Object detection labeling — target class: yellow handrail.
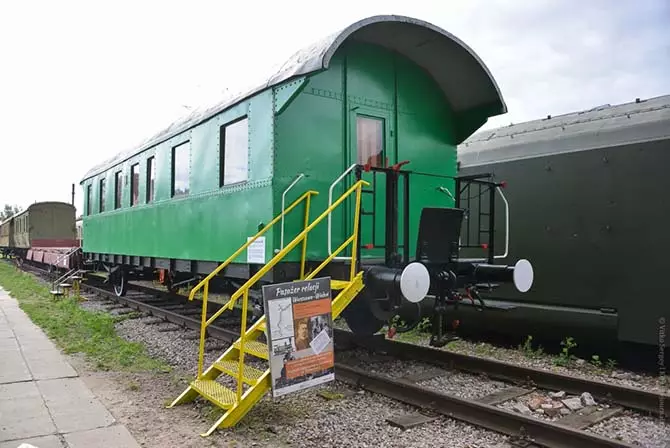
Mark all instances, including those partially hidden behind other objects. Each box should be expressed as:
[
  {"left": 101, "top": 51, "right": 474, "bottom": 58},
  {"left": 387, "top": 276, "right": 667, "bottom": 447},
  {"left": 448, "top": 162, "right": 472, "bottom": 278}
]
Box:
[
  {"left": 219, "top": 179, "right": 367, "bottom": 400},
  {"left": 189, "top": 190, "right": 318, "bottom": 303},
  {"left": 304, "top": 175, "right": 363, "bottom": 281},
  {"left": 195, "top": 179, "right": 368, "bottom": 404},
  {"left": 194, "top": 190, "right": 317, "bottom": 377},
  {"left": 204, "top": 179, "right": 368, "bottom": 329},
  {"left": 237, "top": 289, "right": 249, "bottom": 401}
]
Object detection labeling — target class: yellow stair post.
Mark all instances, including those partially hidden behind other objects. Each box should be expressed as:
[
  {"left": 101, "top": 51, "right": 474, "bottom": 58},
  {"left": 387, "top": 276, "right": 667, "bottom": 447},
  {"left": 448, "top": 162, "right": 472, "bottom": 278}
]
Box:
[{"left": 168, "top": 180, "right": 368, "bottom": 436}]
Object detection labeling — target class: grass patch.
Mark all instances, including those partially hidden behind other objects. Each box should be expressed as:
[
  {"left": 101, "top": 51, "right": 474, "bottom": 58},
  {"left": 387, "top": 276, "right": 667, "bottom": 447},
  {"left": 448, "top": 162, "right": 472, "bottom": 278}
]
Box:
[
  {"left": 393, "top": 330, "right": 428, "bottom": 344},
  {"left": 0, "top": 262, "right": 170, "bottom": 373}
]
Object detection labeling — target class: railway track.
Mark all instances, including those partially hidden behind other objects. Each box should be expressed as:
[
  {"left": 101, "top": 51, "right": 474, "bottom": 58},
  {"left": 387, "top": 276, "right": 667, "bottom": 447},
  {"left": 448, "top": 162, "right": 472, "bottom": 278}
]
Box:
[
  {"left": 16, "top": 263, "right": 668, "bottom": 448},
  {"left": 335, "top": 364, "right": 628, "bottom": 448},
  {"left": 334, "top": 331, "right": 666, "bottom": 418}
]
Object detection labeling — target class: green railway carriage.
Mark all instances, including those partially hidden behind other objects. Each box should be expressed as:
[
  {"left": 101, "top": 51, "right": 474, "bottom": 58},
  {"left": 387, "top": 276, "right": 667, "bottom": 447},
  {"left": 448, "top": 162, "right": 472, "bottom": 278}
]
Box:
[
  {"left": 80, "top": 15, "right": 532, "bottom": 338},
  {"left": 80, "top": 16, "right": 536, "bottom": 431},
  {"left": 81, "top": 15, "right": 504, "bottom": 271}
]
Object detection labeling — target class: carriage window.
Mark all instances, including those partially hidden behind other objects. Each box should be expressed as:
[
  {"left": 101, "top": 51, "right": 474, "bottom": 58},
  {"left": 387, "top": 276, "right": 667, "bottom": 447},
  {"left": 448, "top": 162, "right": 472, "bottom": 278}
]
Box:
[
  {"left": 356, "top": 116, "right": 384, "bottom": 167},
  {"left": 146, "top": 156, "right": 155, "bottom": 203},
  {"left": 114, "top": 171, "right": 122, "bottom": 209},
  {"left": 99, "top": 178, "right": 106, "bottom": 212},
  {"left": 130, "top": 163, "right": 140, "bottom": 206},
  {"left": 172, "top": 141, "right": 190, "bottom": 197},
  {"left": 220, "top": 117, "right": 248, "bottom": 186},
  {"left": 86, "top": 185, "right": 92, "bottom": 215}
]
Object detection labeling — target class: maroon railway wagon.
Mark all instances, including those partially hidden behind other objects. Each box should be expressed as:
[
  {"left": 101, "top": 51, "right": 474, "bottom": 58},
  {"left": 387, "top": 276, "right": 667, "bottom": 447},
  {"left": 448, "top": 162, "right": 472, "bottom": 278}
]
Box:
[{"left": 0, "top": 201, "right": 80, "bottom": 270}]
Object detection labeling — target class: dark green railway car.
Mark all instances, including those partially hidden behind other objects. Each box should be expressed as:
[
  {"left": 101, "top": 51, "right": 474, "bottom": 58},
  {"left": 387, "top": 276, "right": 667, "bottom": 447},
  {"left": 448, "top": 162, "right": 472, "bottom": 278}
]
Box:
[
  {"left": 81, "top": 15, "right": 532, "bottom": 335},
  {"left": 457, "top": 95, "right": 670, "bottom": 350}
]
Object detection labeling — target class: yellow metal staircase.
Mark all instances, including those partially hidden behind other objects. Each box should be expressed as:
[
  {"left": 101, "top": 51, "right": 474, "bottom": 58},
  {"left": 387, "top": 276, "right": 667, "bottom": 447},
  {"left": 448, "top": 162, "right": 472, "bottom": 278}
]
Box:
[{"left": 168, "top": 180, "right": 368, "bottom": 436}]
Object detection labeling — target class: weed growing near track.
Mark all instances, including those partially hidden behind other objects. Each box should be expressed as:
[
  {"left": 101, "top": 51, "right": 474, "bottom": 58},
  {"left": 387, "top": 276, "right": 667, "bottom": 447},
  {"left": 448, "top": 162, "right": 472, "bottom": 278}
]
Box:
[
  {"left": 0, "top": 261, "right": 170, "bottom": 373},
  {"left": 520, "top": 335, "right": 545, "bottom": 359}
]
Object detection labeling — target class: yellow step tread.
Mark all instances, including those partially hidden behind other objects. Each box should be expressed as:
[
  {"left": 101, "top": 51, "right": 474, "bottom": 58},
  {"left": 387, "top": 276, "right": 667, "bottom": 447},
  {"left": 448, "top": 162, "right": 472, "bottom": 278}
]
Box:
[
  {"left": 190, "top": 379, "right": 236, "bottom": 409},
  {"left": 330, "top": 279, "right": 351, "bottom": 290},
  {"left": 233, "top": 340, "right": 268, "bottom": 360},
  {"left": 214, "top": 360, "right": 266, "bottom": 384}
]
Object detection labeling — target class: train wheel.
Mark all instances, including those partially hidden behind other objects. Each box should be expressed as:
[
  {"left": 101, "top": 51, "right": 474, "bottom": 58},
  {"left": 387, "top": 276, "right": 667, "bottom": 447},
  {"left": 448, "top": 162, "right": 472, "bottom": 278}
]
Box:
[
  {"left": 340, "top": 293, "right": 385, "bottom": 336},
  {"left": 112, "top": 270, "right": 127, "bottom": 297}
]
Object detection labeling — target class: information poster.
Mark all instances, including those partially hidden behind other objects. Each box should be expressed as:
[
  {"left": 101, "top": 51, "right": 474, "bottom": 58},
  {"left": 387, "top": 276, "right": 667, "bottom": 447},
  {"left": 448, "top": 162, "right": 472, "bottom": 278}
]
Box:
[
  {"left": 263, "top": 277, "right": 334, "bottom": 398},
  {"left": 246, "top": 236, "right": 265, "bottom": 264}
]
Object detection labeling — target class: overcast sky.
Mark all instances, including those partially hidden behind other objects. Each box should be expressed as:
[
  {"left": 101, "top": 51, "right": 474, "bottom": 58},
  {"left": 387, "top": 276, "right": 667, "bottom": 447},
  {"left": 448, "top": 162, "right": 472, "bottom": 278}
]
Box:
[{"left": 0, "top": 0, "right": 668, "bottom": 214}]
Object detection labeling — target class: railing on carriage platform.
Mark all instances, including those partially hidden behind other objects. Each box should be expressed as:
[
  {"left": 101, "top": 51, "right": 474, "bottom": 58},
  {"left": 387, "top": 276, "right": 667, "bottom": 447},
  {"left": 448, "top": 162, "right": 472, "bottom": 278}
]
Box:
[
  {"left": 186, "top": 179, "right": 367, "bottom": 404},
  {"left": 350, "top": 163, "right": 510, "bottom": 265},
  {"left": 454, "top": 173, "right": 510, "bottom": 263},
  {"left": 52, "top": 246, "right": 81, "bottom": 270},
  {"left": 49, "top": 247, "right": 84, "bottom": 297}
]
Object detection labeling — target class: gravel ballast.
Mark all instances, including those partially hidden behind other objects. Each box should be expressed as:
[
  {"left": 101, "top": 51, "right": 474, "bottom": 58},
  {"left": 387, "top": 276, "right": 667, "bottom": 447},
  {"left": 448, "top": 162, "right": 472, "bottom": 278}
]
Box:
[
  {"left": 79, "top": 291, "right": 667, "bottom": 447},
  {"left": 253, "top": 383, "right": 510, "bottom": 448},
  {"left": 587, "top": 413, "right": 670, "bottom": 448},
  {"left": 77, "top": 293, "right": 509, "bottom": 447}
]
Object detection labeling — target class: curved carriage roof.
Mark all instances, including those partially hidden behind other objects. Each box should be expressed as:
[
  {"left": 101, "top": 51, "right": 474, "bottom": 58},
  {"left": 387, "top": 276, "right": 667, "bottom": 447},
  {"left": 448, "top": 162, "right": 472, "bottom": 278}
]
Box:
[
  {"left": 458, "top": 95, "right": 670, "bottom": 167},
  {"left": 6, "top": 202, "right": 75, "bottom": 221},
  {"left": 82, "top": 14, "right": 506, "bottom": 181}
]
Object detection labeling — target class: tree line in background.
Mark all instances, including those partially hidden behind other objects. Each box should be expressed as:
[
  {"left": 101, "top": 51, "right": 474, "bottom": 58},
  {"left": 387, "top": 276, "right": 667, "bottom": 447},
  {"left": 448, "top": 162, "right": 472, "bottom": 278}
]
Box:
[{"left": 1, "top": 204, "right": 22, "bottom": 221}]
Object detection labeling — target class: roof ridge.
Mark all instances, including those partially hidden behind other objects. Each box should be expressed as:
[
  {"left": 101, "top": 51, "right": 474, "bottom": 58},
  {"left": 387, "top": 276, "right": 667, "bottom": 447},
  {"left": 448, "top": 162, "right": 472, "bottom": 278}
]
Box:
[{"left": 464, "top": 94, "right": 670, "bottom": 145}]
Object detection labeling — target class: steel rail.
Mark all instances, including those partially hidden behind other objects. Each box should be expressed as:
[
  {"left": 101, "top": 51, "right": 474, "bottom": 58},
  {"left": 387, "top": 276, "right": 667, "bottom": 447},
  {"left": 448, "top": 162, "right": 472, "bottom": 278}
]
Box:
[
  {"left": 16, "top": 262, "right": 233, "bottom": 342},
  {"left": 24, "top": 266, "right": 240, "bottom": 343},
  {"left": 80, "top": 282, "right": 239, "bottom": 342},
  {"left": 333, "top": 329, "right": 669, "bottom": 419},
  {"left": 334, "top": 363, "right": 635, "bottom": 448}
]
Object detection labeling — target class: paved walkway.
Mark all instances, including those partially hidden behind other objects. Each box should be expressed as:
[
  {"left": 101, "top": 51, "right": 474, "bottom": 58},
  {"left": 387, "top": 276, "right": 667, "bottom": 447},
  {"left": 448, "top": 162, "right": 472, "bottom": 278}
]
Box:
[{"left": 0, "top": 287, "right": 140, "bottom": 448}]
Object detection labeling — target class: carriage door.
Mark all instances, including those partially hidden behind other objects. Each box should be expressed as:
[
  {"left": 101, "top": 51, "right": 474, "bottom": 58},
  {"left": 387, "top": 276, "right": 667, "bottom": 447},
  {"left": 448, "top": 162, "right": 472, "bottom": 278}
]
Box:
[{"left": 349, "top": 108, "right": 394, "bottom": 261}]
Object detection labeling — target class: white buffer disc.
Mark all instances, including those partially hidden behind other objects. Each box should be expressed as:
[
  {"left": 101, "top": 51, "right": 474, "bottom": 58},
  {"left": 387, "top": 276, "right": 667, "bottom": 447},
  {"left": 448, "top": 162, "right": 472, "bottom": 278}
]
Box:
[
  {"left": 400, "top": 262, "right": 431, "bottom": 303},
  {"left": 513, "top": 259, "right": 534, "bottom": 293}
]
